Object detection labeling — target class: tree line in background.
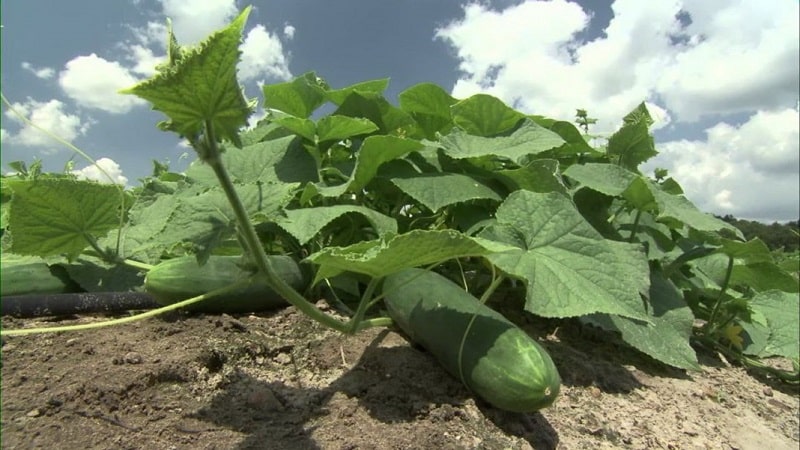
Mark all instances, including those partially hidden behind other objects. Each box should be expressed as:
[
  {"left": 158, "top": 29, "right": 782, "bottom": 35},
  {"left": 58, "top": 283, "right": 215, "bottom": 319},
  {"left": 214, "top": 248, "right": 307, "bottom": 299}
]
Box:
[{"left": 718, "top": 215, "right": 800, "bottom": 252}]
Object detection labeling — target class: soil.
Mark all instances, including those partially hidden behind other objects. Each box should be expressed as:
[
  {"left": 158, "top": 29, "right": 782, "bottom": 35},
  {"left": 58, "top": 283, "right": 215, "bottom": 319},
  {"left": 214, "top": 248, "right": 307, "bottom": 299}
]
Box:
[{"left": 1, "top": 300, "right": 798, "bottom": 450}]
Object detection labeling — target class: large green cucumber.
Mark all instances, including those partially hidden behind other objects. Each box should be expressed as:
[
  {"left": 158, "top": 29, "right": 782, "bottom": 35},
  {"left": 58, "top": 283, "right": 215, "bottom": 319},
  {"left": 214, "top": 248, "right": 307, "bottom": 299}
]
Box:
[
  {"left": 383, "top": 268, "right": 561, "bottom": 412},
  {"left": 144, "top": 255, "right": 308, "bottom": 313},
  {"left": 1, "top": 254, "right": 81, "bottom": 296}
]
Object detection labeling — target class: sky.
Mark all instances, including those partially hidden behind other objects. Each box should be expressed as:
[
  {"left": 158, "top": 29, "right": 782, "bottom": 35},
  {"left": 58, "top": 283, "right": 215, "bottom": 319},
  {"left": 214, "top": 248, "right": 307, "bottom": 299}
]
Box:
[{"left": 1, "top": 0, "right": 798, "bottom": 223}]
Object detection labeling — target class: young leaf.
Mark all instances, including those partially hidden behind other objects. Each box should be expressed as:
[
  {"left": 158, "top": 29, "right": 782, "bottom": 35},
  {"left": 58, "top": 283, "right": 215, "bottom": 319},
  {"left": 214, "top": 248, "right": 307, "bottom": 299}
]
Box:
[
  {"left": 480, "top": 190, "right": 651, "bottom": 321},
  {"left": 606, "top": 119, "right": 657, "bottom": 171},
  {"left": 7, "top": 179, "right": 123, "bottom": 259},
  {"left": 119, "top": 6, "right": 255, "bottom": 147}
]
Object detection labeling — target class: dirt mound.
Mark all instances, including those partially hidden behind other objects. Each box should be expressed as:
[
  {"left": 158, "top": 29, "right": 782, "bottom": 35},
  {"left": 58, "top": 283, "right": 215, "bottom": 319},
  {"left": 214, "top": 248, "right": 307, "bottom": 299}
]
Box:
[{"left": 2, "top": 303, "right": 798, "bottom": 449}]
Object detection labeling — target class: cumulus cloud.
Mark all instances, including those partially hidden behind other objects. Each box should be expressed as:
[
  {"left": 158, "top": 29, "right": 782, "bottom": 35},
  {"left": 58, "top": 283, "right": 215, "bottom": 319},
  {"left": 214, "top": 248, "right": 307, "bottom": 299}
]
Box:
[
  {"left": 436, "top": 0, "right": 798, "bottom": 127},
  {"left": 238, "top": 25, "right": 292, "bottom": 82},
  {"left": 21, "top": 62, "right": 55, "bottom": 79},
  {"left": 283, "top": 23, "right": 296, "bottom": 40},
  {"left": 71, "top": 157, "right": 128, "bottom": 186},
  {"left": 2, "top": 98, "right": 90, "bottom": 151},
  {"left": 58, "top": 54, "right": 146, "bottom": 114},
  {"left": 644, "top": 108, "right": 799, "bottom": 222},
  {"left": 158, "top": 0, "right": 239, "bottom": 44}
]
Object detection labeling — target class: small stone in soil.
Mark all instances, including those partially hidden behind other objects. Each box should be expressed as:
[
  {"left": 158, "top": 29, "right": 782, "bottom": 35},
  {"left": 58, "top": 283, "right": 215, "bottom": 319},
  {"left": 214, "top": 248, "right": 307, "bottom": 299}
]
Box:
[{"left": 124, "top": 352, "right": 144, "bottom": 364}]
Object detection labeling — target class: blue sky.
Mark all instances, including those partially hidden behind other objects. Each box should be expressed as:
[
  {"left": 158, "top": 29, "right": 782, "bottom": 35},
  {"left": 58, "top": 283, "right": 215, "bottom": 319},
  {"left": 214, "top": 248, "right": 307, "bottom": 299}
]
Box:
[{"left": 1, "top": 0, "right": 798, "bottom": 222}]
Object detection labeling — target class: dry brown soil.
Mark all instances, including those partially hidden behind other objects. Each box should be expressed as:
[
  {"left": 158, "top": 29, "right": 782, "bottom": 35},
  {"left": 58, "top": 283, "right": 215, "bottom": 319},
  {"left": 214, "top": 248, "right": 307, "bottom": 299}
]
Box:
[{"left": 1, "top": 300, "right": 798, "bottom": 450}]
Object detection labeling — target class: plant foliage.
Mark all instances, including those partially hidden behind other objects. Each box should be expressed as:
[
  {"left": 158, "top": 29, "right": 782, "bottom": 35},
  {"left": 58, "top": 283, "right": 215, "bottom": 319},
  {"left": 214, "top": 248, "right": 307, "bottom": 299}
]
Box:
[{"left": 1, "top": 6, "right": 797, "bottom": 383}]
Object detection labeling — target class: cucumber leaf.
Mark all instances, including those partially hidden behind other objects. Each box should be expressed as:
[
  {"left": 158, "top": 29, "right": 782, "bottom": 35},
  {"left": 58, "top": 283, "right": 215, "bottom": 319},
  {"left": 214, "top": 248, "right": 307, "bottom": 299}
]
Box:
[
  {"left": 480, "top": 190, "right": 651, "bottom": 321},
  {"left": 7, "top": 179, "right": 123, "bottom": 259},
  {"left": 119, "top": 7, "right": 255, "bottom": 147},
  {"left": 584, "top": 272, "right": 701, "bottom": 371}
]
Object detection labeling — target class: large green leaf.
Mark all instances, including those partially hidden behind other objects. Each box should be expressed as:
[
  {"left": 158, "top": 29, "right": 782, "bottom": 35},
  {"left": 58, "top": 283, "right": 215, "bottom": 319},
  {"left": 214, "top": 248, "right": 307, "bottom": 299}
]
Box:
[
  {"left": 451, "top": 94, "right": 525, "bottom": 136},
  {"left": 306, "top": 229, "right": 516, "bottom": 282},
  {"left": 261, "top": 71, "right": 328, "bottom": 118},
  {"left": 495, "top": 159, "right": 568, "bottom": 195},
  {"left": 185, "top": 135, "right": 318, "bottom": 186},
  {"left": 746, "top": 290, "right": 800, "bottom": 359},
  {"left": 480, "top": 190, "right": 650, "bottom": 321},
  {"left": 333, "top": 91, "right": 417, "bottom": 136},
  {"left": 7, "top": 179, "right": 123, "bottom": 259},
  {"left": 584, "top": 272, "right": 700, "bottom": 370},
  {"left": 159, "top": 183, "right": 296, "bottom": 264},
  {"left": 398, "top": 83, "right": 456, "bottom": 139},
  {"left": 390, "top": 173, "right": 501, "bottom": 212},
  {"left": 316, "top": 116, "right": 379, "bottom": 142},
  {"left": 438, "top": 120, "right": 565, "bottom": 163},
  {"left": 120, "top": 7, "right": 254, "bottom": 147},
  {"left": 326, "top": 78, "right": 390, "bottom": 105},
  {"left": 348, "top": 136, "right": 424, "bottom": 191},
  {"left": 563, "top": 163, "right": 638, "bottom": 196}
]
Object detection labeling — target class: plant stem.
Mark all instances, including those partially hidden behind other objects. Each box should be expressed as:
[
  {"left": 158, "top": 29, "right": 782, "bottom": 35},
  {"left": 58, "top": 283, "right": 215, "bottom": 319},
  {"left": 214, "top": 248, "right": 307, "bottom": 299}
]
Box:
[
  {"left": 348, "top": 277, "right": 381, "bottom": 334},
  {"left": 0, "top": 278, "right": 252, "bottom": 336},
  {"left": 628, "top": 209, "right": 642, "bottom": 243},
  {"left": 704, "top": 255, "right": 734, "bottom": 333},
  {"left": 201, "top": 121, "right": 350, "bottom": 333}
]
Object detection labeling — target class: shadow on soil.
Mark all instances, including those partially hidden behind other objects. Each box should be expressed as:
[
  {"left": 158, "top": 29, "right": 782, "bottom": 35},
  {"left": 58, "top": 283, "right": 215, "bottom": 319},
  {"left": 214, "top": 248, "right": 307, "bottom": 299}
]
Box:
[{"left": 192, "top": 329, "right": 560, "bottom": 450}]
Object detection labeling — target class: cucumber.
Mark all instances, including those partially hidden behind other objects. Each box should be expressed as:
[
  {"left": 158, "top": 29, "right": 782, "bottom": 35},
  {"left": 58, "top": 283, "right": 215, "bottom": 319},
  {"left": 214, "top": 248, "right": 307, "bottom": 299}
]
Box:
[
  {"left": 383, "top": 268, "right": 561, "bottom": 412},
  {"left": 144, "top": 255, "right": 308, "bottom": 313},
  {"left": 1, "top": 254, "right": 81, "bottom": 296}
]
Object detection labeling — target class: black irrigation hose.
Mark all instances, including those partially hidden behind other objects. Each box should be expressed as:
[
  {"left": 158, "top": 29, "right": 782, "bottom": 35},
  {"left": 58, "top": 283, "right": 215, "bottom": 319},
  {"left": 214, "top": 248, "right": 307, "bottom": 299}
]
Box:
[{"left": 1, "top": 292, "right": 160, "bottom": 318}]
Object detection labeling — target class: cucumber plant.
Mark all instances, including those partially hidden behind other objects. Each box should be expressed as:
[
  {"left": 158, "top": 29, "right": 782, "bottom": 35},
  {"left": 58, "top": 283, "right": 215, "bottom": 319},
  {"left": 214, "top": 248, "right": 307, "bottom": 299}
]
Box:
[{"left": 1, "top": 4, "right": 797, "bottom": 417}]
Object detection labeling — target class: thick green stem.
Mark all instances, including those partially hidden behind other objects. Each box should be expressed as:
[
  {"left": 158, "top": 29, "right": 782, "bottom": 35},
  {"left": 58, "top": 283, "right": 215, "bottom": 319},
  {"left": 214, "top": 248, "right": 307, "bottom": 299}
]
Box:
[
  {"left": 705, "top": 256, "right": 735, "bottom": 333},
  {"left": 348, "top": 277, "right": 381, "bottom": 334},
  {"left": 628, "top": 209, "right": 642, "bottom": 243},
  {"left": 201, "top": 122, "right": 350, "bottom": 333}
]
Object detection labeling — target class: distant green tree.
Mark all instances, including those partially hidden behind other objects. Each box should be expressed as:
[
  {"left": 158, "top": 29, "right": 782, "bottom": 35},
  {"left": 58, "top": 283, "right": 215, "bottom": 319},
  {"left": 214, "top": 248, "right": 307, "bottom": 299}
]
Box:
[{"left": 718, "top": 215, "right": 800, "bottom": 252}]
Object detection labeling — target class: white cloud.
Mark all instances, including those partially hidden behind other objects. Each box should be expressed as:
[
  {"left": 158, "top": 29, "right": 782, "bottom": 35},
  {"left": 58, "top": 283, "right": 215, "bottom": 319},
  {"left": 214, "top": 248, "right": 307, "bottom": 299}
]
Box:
[
  {"left": 58, "top": 54, "right": 146, "bottom": 114},
  {"left": 125, "top": 44, "right": 162, "bottom": 77},
  {"left": 645, "top": 108, "right": 799, "bottom": 222},
  {"left": 3, "top": 98, "right": 90, "bottom": 150},
  {"left": 0, "top": 128, "right": 9, "bottom": 143},
  {"left": 238, "top": 25, "right": 292, "bottom": 82},
  {"left": 71, "top": 157, "right": 128, "bottom": 186},
  {"left": 283, "top": 23, "right": 296, "bottom": 40},
  {"left": 21, "top": 62, "right": 55, "bottom": 79},
  {"left": 657, "top": 0, "right": 799, "bottom": 120},
  {"left": 159, "top": 0, "right": 239, "bottom": 44},
  {"left": 436, "top": 0, "right": 799, "bottom": 127}
]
